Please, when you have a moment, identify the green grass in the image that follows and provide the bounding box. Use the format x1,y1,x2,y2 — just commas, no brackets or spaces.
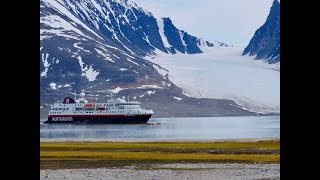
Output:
40,140,280,169
41,140,279,149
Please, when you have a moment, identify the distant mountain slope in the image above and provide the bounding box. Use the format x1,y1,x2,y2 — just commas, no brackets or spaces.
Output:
242,0,280,64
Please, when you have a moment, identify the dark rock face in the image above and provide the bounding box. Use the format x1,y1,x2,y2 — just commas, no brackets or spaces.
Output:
243,0,280,64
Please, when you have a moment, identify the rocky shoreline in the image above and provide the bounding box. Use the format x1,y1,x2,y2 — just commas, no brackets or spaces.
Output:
40,163,280,180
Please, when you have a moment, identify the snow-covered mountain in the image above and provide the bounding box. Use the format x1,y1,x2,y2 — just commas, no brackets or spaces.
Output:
40,0,260,117
40,0,228,89
242,0,280,64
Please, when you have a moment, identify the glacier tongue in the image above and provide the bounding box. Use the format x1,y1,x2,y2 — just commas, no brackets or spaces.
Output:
148,47,280,114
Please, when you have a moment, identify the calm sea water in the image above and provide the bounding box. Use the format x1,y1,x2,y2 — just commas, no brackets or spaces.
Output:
40,116,279,140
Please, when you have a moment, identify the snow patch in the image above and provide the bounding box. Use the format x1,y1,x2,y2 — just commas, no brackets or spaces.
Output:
89,0,104,16
40,29,84,40
120,68,128,71
94,48,115,62
174,96,183,101
41,53,50,77
42,0,103,39
73,43,90,53
64,84,71,87
109,87,124,93
157,18,171,48
40,14,92,40
76,56,99,81
182,91,191,97
179,31,186,53
126,58,139,65
85,66,99,81
146,91,155,95
50,82,57,90
140,84,162,89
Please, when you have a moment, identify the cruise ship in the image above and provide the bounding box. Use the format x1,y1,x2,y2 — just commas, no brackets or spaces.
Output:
44,92,154,124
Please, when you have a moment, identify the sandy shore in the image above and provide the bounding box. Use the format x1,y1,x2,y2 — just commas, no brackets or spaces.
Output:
40,163,280,180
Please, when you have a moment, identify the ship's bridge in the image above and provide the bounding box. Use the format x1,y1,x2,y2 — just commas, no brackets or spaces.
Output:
107,98,141,105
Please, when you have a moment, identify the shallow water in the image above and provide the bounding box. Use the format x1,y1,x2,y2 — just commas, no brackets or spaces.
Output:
40,116,279,140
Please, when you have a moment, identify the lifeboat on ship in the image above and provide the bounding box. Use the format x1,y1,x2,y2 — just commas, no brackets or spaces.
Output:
97,107,105,110
84,103,95,107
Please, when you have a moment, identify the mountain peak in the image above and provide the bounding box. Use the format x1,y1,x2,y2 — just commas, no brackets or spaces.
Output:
273,0,280,6
242,0,280,64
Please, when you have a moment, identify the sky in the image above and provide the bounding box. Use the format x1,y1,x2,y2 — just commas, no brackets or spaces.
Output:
134,0,276,47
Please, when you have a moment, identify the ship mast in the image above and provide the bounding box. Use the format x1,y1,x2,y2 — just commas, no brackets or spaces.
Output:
110,92,113,100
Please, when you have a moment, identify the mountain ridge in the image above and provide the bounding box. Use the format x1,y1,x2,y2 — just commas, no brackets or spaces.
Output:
242,0,280,64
